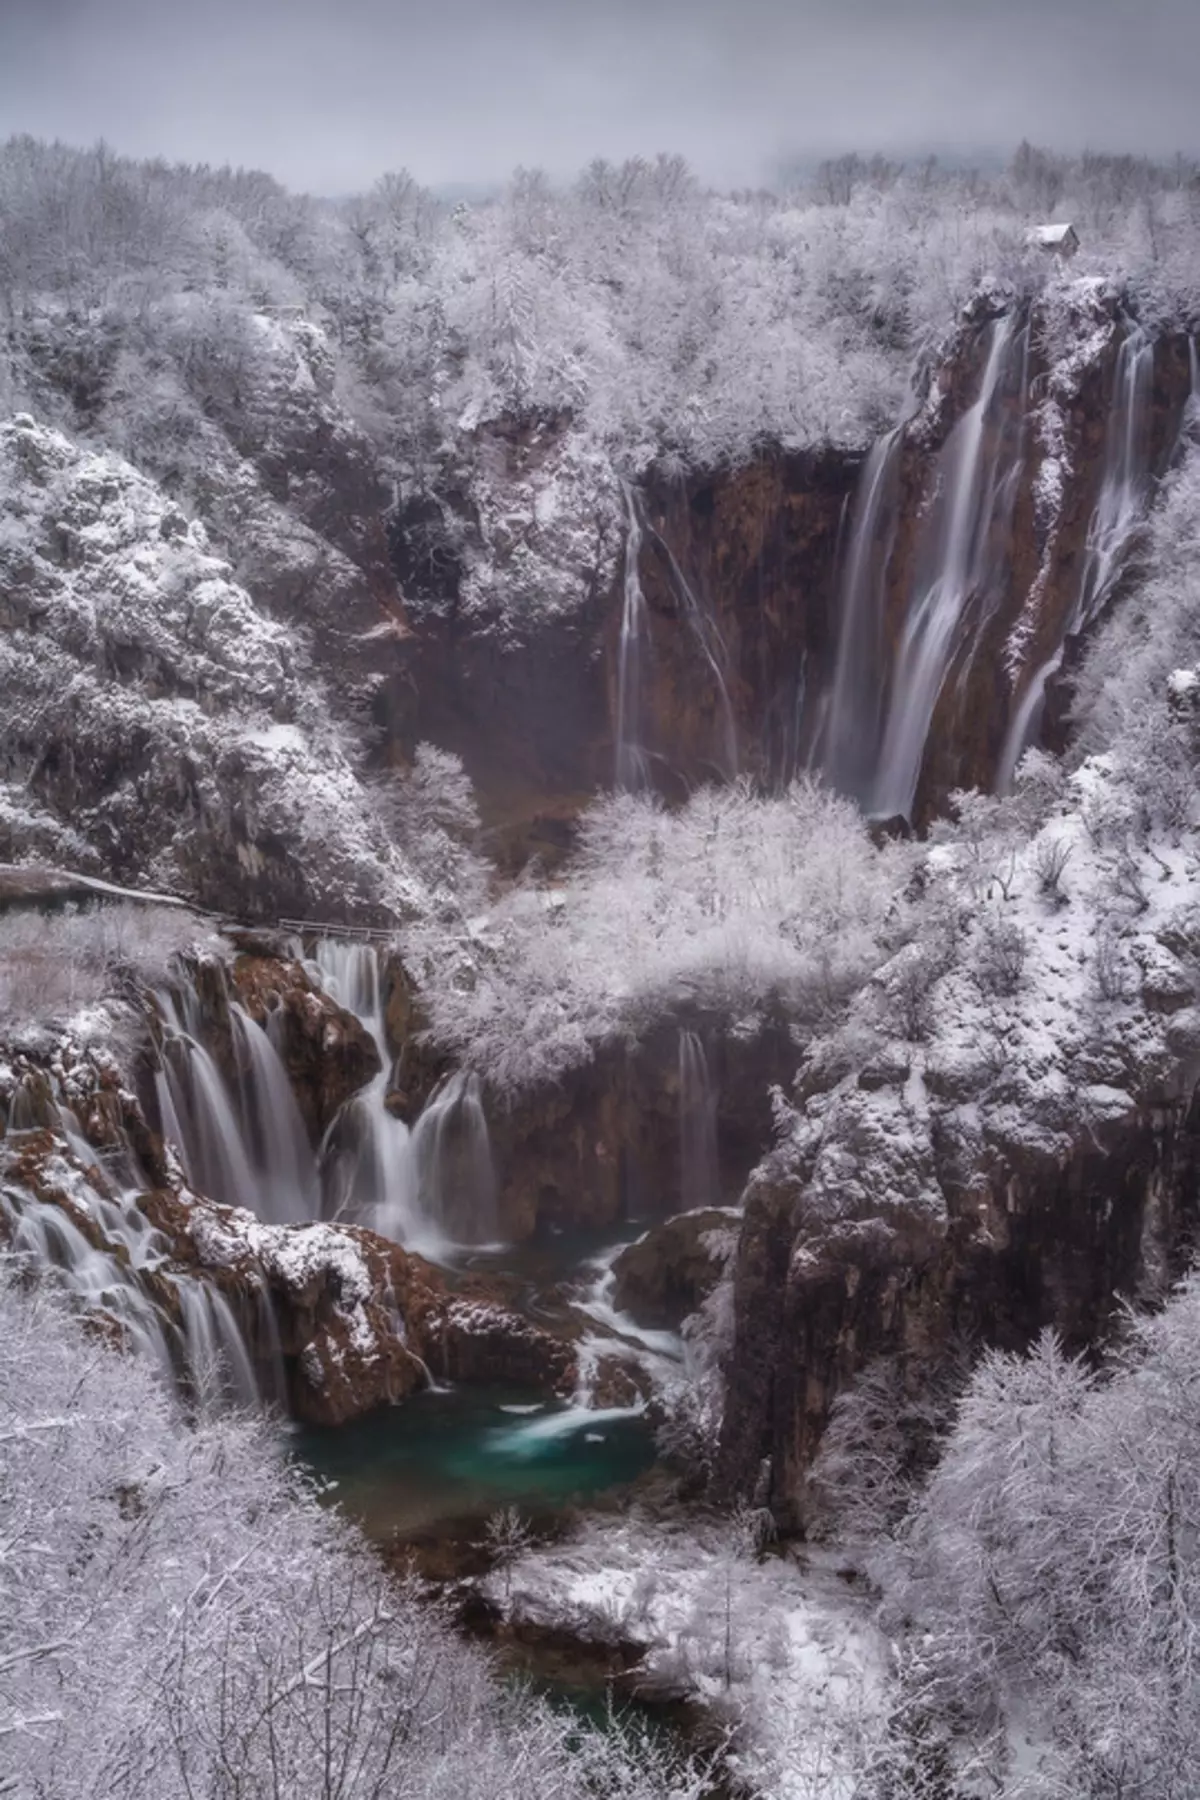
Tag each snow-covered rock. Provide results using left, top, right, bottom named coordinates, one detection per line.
left=0, top=417, right=424, bottom=921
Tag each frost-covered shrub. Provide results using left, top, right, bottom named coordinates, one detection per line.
left=0, top=1272, right=701, bottom=1800
left=402, top=779, right=905, bottom=1092
left=972, top=914, right=1028, bottom=997
left=879, top=1282, right=1200, bottom=1797
left=1032, top=832, right=1072, bottom=901
left=0, top=902, right=210, bottom=1037
left=374, top=743, right=491, bottom=913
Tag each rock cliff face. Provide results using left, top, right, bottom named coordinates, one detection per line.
left=391, top=295, right=1194, bottom=846
left=483, top=1019, right=792, bottom=1241
left=716, top=1093, right=1200, bottom=1526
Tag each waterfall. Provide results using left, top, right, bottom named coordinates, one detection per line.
left=309, top=941, right=498, bottom=1257
left=159, top=984, right=315, bottom=1226
left=1076, top=325, right=1156, bottom=631
left=0, top=1149, right=267, bottom=1415
left=156, top=996, right=260, bottom=1211
left=678, top=1029, right=719, bottom=1212
left=615, top=478, right=650, bottom=791
left=151, top=944, right=499, bottom=1257
left=822, top=426, right=905, bottom=801
left=996, top=321, right=1158, bottom=791
left=229, top=1004, right=316, bottom=1224
left=410, top=1071, right=498, bottom=1247
left=648, top=528, right=739, bottom=781
left=1, top=1183, right=176, bottom=1384
left=175, top=1280, right=261, bottom=1413
left=870, top=313, right=1031, bottom=820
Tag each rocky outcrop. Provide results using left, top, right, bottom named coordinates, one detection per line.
left=485, top=1020, right=792, bottom=1241
left=610, top=1208, right=735, bottom=1330
left=227, top=952, right=381, bottom=1138
left=716, top=1092, right=1200, bottom=1528
left=0, top=416, right=422, bottom=922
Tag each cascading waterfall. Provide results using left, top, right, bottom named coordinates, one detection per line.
left=822, top=426, right=905, bottom=802
left=410, top=1071, right=498, bottom=1247
left=157, top=988, right=313, bottom=1225
left=156, top=994, right=260, bottom=1212
left=870, top=311, right=1031, bottom=820
left=309, top=940, right=428, bottom=1247
left=0, top=1076, right=267, bottom=1414
left=996, top=321, right=1159, bottom=791
left=309, top=941, right=497, bottom=1256
left=678, top=1029, right=719, bottom=1212
left=152, top=943, right=499, bottom=1258
left=229, top=1003, right=316, bottom=1223
left=615, top=478, right=650, bottom=791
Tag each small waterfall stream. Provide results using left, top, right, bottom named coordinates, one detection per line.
left=678, top=1029, right=719, bottom=1212
left=615, top=478, right=650, bottom=791
left=649, top=528, right=739, bottom=782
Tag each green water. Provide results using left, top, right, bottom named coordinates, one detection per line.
left=294, top=1382, right=655, bottom=1542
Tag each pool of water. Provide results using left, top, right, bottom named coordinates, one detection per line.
left=294, top=1380, right=656, bottom=1542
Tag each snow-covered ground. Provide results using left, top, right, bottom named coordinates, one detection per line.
left=486, top=1512, right=890, bottom=1798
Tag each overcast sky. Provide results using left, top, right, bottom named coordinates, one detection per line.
left=2, top=0, right=1198, bottom=193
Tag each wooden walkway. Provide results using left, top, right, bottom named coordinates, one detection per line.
left=0, top=866, right=399, bottom=945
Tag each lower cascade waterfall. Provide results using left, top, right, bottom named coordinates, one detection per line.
left=0, top=1072, right=279, bottom=1415
left=154, top=941, right=498, bottom=1259
left=2, top=939, right=501, bottom=1413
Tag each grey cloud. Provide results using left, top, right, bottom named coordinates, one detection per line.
left=0, top=0, right=1197, bottom=190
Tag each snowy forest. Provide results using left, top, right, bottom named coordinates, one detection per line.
left=4, top=117, right=1200, bottom=1800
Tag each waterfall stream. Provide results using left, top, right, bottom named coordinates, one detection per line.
left=649, top=528, right=739, bottom=782
left=1, top=1073, right=263, bottom=1413
left=615, top=478, right=650, bottom=791
left=822, top=427, right=905, bottom=802
left=678, top=1029, right=719, bottom=1212
left=869, top=312, right=1031, bottom=820
left=995, top=320, right=1162, bottom=790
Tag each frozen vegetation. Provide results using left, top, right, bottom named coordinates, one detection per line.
left=0, top=1273, right=708, bottom=1800
left=2, top=136, right=1200, bottom=648
left=4, top=129, right=1200, bottom=1800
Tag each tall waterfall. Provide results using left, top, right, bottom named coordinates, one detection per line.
left=822, top=427, right=905, bottom=802
left=869, top=312, right=1031, bottom=820
left=996, top=321, right=1158, bottom=790
left=615, top=479, right=650, bottom=791
left=678, top=1029, right=719, bottom=1212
